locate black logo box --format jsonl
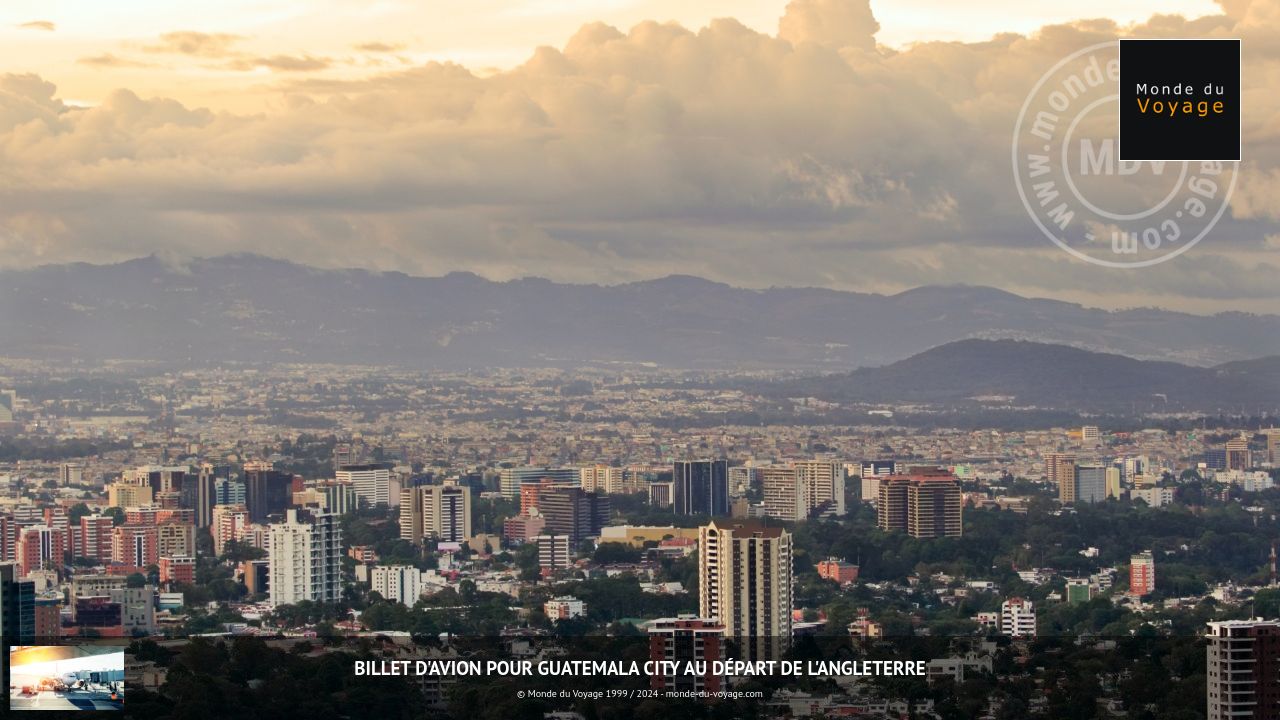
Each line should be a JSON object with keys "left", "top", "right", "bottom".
{"left": 1119, "top": 38, "right": 1241, "bottom": 161}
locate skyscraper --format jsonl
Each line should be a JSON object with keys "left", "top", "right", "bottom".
{"left": 1045, "top": 453, "right": 1078, "bottom": 503}
{"left": 540, "top": 487, "right": 610, "bottom": 544}
{"left": 877, "top": 470, "right": 963, "bottom": 538}
{"left": 674, "top": 460, "right": 729, "bottom": 516}
{"left": 0, "top": 562, "right": 35, "bottom": 644}
{"left": 1206, "top": 620, "right": 1280, "bottom": 720}
{"left": 579, "top": 465, "right": 624, "bottom": 494}
{"left": 698, "top": 520, "right": 792, "bottom": 661}
{"left": 338, "top": 463, "right": 395, "bottom": 508}
{"left": 244, "top": 461, "right": 294, "bottom": 522}
{"left": 1074, "top": 464, "right": 1107, "bottom": 504}
{"left": 401, "top": 481, "right": 473, "bottom": 544}
{"left": 268, "top": 509, "right": 343, "bottom": 606}
{"left": 499, "top": 467, "right": 580, "bottom": 500}
{"left": 1226, "top": 436, "right": 1251, "bottom": 472}
{"left": 761, "top": 462, "right": 847, "bottom": 520}
{"left": 196, "top": 463, "right": 234, "bottom": 528}
{"left": 79, "top": 515, "right": 115, "bottom": 564}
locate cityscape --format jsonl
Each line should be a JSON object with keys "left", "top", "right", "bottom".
{"left": 0, "top": 356, "right": 1279, "bottom": 718}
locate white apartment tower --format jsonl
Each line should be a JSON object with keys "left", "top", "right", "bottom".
{"left": 268, "top": 509, "right": 343, "bottom": 606}
{"left": 698, "top": 520, "right": 793, "bottom": 661}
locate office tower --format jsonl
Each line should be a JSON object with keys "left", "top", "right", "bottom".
{"left": 337, "top": 462, "right": 394, "bottom": 508}
{"left": 79, "top": 515, "right": 115, "bottom": 564}
{"left": 499, "top": 467, "right": 580, "bottom": 500}
{"left": 674, "top": 460, "right": 729, "bottom": 516}
{"left": 647, "top": 616, "right": 724, "bottom": 694}
{"left": 648, "top": 481, "right": 674, "bottom": 508}
{"left": 1267, "top": 430, "right": 1280, "bottom": 465}
{"left": 157, "top": 522, "right": 195, "bottom": 559}
{"left": 371, "top": 565, "right": 424, "bottom": 606}
{"left": 1074, "top": 464, "right": 1107, "bottom": 504}
{"left": 243, "top": 461, "right": 294, "bottom": 522}
{"left": 698, "top": 520, "right": 793, "bottom": 662}
{"left": 17, "top": 525, "right": 64, "bottom": 576}
{"left": 877, "top": 470, "right": 962, "bottom": 538}
{"left": 1045, "top": 453, "right": 1077, "bottom": 503}
{"left": 1130, "top": 551, "right": 1155, "bottom": 597}
{"left": 211, "top": 504, "right": 252, "bottom": 556}
{"left": 1105, "top": 467, "right": 1123, "bottom": 499}
{"left": 1000, "top": 597, "right": 1036, "bottom": 637}
{"left": 108, "top": 482, "right": 154, "bottom": 508}
{"left": 579, "top": 465, "right": 623, "bottom": 494}
{"left": 1081, "top": 425, "right": 1101, "bottom": 445}
{"left": 1226, "top": 436, "right": 1251, "bottom": 472}
{"left": 536, "top": 534, "right": 572, "bottom": 576}
{"left": 402, "top": 481, "right": 473, "bottom": 544}
{"left": 130, "top": 465, "right": 189, "bottom": 495}
{"left": 195, "top": 463, "right": 235, "bottom": 528}
{"left": 112, "top": 525, "right": 159, "bottom": 569}
{"left": 301, "top": 480, "right": 356, "bottom": 516}
{"left": 0, "top": 563, "right": 36, "bottom": 644}
{"left": 1206, "top": 620, "right": 1280, "bottom": 720}
{"left": 540, "top": 487, "right": 610, "bottom": 544}
{"left": 794, "top": 461, "right": 846, "bottom": 517}
{"left": 59, "top": 463, "right": 84, "bottom": 487}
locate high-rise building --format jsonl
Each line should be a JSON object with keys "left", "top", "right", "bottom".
{"left": 17, "top": 525, "right": 64, "bottom": 576}
{"left": 294, "top": 480, "right": 356, "bottom": 516}
{"left": 1130, "top": 551, "right": 1155, "bottom": 597}
{"left": 1266, "top": 430, "right": 1280, "bottom": 465}
{"left": 211, "top": 504, "right": 252, "bottom": 556}
{"left": 130, "top": 465, "right": 190, "bottom": 497}
{"left": 1206, "top": 620, "right": 1280, "bottom": 720}
{"left": 0, "top": 562, "right": 36, "bottom": 644}
{"left": 674, "top": 460, "right": 729, "bottom": 516}
{"left": 1000, "top": 597, "right": 1036, "bottom": 637}
{"left": 107, "top": 482, "right": 154, "bottom": 508}
{"left": 1226, "top": 436, "right": 1251, "bottom": 472}
{"left": 536, "top": 534, "right": 572, "bottom": 576}
{"left": 195, "top": 463, "right": 234, "bottom": 529}
{"left": 371, "top": 565, "right": 424, "bottom": 606}
{"left": 698, "top": 520, "right": 792, "bottom": 661}
{"left": 338, "top": 463, "right": 395, "bottom": 508}
{"left": 760, "top": 462, "right": 846, "bottom": 520}
{"left": 59, "top": 463, "right": 84, "bottom": 487}
{"left": 859, "top": 460, "right": 896, "bottom": 504}
{"left": 111, "top": 525, "right": 158, "bottom": 569}
{"left": 1045, "top": 453, "right": 1078, "bottom": 503}
{"left": 579, "top": 465, "right": 624, "bottom": 494}
{"left": 540, "top": 487, "right": 610, "bottom": 544}
{"left": 268, "top": 509, "right": 343, "bottom": 606}
{"left": 244, "top": 461, "right": 294, "bottom": 522}
{"left": 79, "top": 515, "right": 115, "bottom": 564}
{"left": 401, "top": 481, "right": 473, "bottom": 544}
{"left": 499, "top": 467, "right": 580, "bottom": 500}
{"left": 1105, "top": 467, "right": 1123, "bottom": 499}
{"left": 159, "top": 555, "right": 196, "bottom": 585}
{"left": 1081, "top": 425, "right": 1101, "bottom": 445}
{"left": 648, "top": 481, "right": 674, "bottom": 508}
{"left": 876, "top": 470, "right": 962, "bottom": 538}
{"left": 1074, "top": 464, "right": 1108, "bottom": 504}
{"left": 156, "top": 522, "right": 195, "bottom": 559}
{"left": 647, "top": 616, "right": 724, "bottom": 694}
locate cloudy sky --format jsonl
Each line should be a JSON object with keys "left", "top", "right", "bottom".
{"left": 1, "top": 0, "right": 1278, "bottom": 313}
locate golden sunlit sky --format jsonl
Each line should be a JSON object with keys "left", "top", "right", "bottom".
{"left": 1, "top": 0, "right": 1278, "bottom": 314}
{"left": 2, "top": 0, "right": 1222, "bottom": 109}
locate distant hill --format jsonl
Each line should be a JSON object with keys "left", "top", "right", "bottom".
{"left": 1, "top": 254, "right": 1279, "bottom": 370}
{"left": 774, "top": 339, "right": 1280, "bottom": 413}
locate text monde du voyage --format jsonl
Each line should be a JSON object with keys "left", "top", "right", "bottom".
{"left": 1134, "top": 82, "right": 1228, "bottom": 118}
{"left": 354, "top": 659, "right": 928, "bottom": 678}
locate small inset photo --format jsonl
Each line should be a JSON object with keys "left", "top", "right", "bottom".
{"left": 9, "top": 645, "right": 124, "bottom": 711}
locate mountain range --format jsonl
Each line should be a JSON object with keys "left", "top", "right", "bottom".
{"left": 2, "top": 254, "right": 1279, "bottom": 370}
{"left": 774, "top": 339, "right": 1280, "bottom": 413}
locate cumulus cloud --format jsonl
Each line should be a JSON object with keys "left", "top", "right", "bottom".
{"left": 2, "top": 0, "right": 1280, "bottom": 312}
{"left": 144, "top": 31, "right": 243, "bottom": 57}
{"left": 18, "top": 21, "right": 55, "bottom": 32}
